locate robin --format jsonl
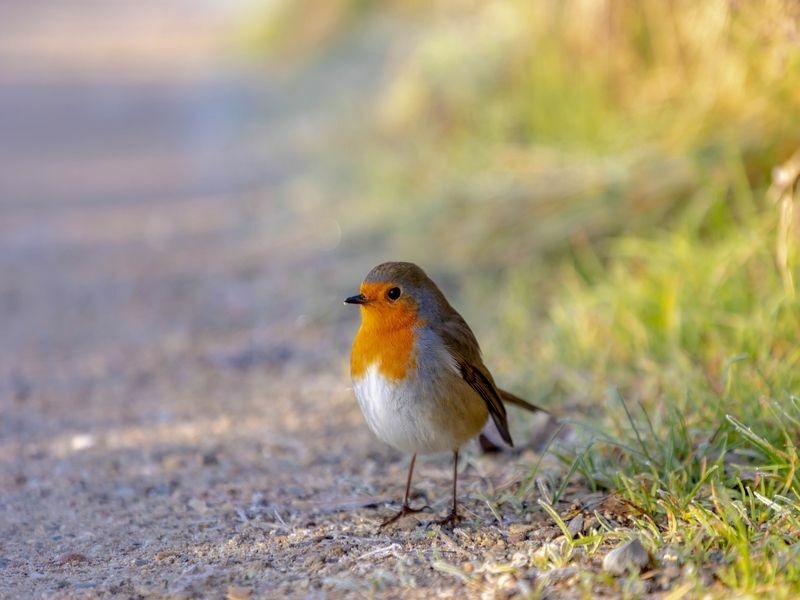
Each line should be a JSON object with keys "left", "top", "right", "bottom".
{"left": 344, "top": 261, "right": 544, "bottom": 527}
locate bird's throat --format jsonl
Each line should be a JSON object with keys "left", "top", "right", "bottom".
{"left": 351, "top": 310, "right": 421, "bottom": 381}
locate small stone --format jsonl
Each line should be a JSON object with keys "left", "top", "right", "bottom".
{"left": 510, "top": 552, "right": 528, "bottom": 568}
{"left": 160, "top": 454, "right": 184, "bottom": 471}
{"left": 507, "top": 523, "right": 535, "bottom": 544}
{"left": 70, "top": 433, "right": 95, "bottom": 451}
{"left": 392, "top": 513, "right": 423, "bottom": 531}
{"left": 188, "top": 498, "right": 208, "bottom": 513}
{"left": 146, "top": 483, "right": 172, "bottom": 497}
{"left": 58, "top": 552, "right": 89, "bottom": 566}
{"left": 516, "top": 578, "right": 534, "bottom": 597}
{"left": 114, "top": 485, "right": 136, "bottom": 500}
{"left": 227, "top": 585, "right": 252, "bottom": 600}
{"left": 530, "top": 525, "right": 561, "bottom": 542}
{"left": 567, "top": 515, "right": 583, "bottom": 538}
{"left": 496, "top": 573, "right": 516, "bottom": 590}
{"left": 602, "top": 537, "right": 650, "bottom": 576}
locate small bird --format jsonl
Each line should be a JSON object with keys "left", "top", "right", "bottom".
{"left": 345, "top": 261, "right": 543, "bottom": 527}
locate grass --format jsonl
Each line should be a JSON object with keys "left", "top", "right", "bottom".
{"left": 251, "top": 0, "right": 800, "bottom": 595}
{"left": 485, "top": 151, "right": 800, "bottom": 593}
{"left": 486, "top": 158, "right": 800, "bottom": 594}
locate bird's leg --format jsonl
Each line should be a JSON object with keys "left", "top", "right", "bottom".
{"left": 380, "top": 454, "right": 428, "bottom": 528}
{"left": 436, "top": 449, "right": 463, "bottom": 527}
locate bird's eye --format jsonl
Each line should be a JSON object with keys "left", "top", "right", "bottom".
{"left": 386, "top": 287, "right": 402, "bottom": 301}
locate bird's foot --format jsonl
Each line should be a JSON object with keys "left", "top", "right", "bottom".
{"left": 434, "top": 509, "right": 463, "bottom": 528}
{"left": 379, "top": 503, "right": 430, "bottom": 528}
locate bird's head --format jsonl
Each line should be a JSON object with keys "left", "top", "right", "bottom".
{"left": 344, "top": 262, "right": 447, "bottom": 330}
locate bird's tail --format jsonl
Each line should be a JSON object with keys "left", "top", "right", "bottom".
{"left": 498, "top": 388, "right": 549, "bottom": 415}
{"left": 478, "top": 388, "right": 551, "bottom": 453}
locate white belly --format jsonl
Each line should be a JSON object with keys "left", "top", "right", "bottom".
{"left": 353, "top": 362, "right": 488, "bottom": 454}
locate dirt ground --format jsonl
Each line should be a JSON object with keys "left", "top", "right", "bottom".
{"left": 0, "top": 4, "right": 596, "bottom": 599}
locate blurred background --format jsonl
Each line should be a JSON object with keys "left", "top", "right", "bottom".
{"left": 2, "top": 0, "right": 799, "bottom": 461}
{"left": 0, "top": 0, "right": 357, "bottom": 422}
{"left": 2, "top": 0, "right": 799, "bottom": 454}
{"left": 246, "top": 0, "right": 800, "bottom": 415}
{"left": 1, "top": 0, "right": 799, "bottom": 594}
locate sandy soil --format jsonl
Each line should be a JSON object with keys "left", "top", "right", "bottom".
{"left": 0, "top": 4, "right": 602, "bottom": 598}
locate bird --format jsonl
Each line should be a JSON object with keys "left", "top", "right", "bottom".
{"left": 344, "top": 261, "right": 544, "bottom": 527}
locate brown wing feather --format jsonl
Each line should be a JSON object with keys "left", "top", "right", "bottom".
{"left": 435, "top": 309, "right": 514, "bottom": 446}
{"left": 459, "top": 360, "right": 514, "bottom": 447}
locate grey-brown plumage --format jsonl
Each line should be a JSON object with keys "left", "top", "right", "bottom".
{"left": 346, "top": 261, "right": 545, "bottom": 527}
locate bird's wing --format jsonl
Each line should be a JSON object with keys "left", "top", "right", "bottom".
{"left": 458, "top": 360, "right": 513, "bottom": 446}
{"left": 438, "top": 312, "right": 514, "bottom": 447}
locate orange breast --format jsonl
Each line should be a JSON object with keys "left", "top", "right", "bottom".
{"left": 351, "top": 305, "right": 422, "bottom": 382}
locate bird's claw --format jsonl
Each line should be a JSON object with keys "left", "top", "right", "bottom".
{"left": 434, "top": 510, "right": 462, "bottom": 528}
{"left": 379, "top": 504, "right": 430, "bottom": 528}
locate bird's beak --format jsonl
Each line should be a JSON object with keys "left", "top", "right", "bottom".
{"left": 344, "top": 293, "right": 368, "bottom": 305}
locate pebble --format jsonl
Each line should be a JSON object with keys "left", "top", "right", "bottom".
{"left": 602, "top": 537, "right": 650, "bottom": 575}
{"left": 58, "top": 552, "right": 89, "bottom": 566}
{"left": 506, "top": 523, "right": 535, "bottom": 543}
{"left": 202, "top": 451, "right": 219, "bottom": 466}
{"left": 147, "top": 483, "right": 173, "bottom": 497}
{"left": 567, "top": 515, "right": 583, "bottom": 538}
{"left": 496, "top": 573, "right": 516, "bottom": 590}
{"left": 188, "top": 498, "right": 208, "bottom": 513}
{"left": 509, "top": 552, "right": 528, "bottom": 568}
{"left": 70, "top": 434, "right": 95, "bottom": 452}
{"left": 530, "top": 525, "right": 561, "bottom": 542}
{"left": 227, "top": 585, "right": 252, "bottom": 600}
{"left": 114, "top": 485, "right": 137, "bottom": 500}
